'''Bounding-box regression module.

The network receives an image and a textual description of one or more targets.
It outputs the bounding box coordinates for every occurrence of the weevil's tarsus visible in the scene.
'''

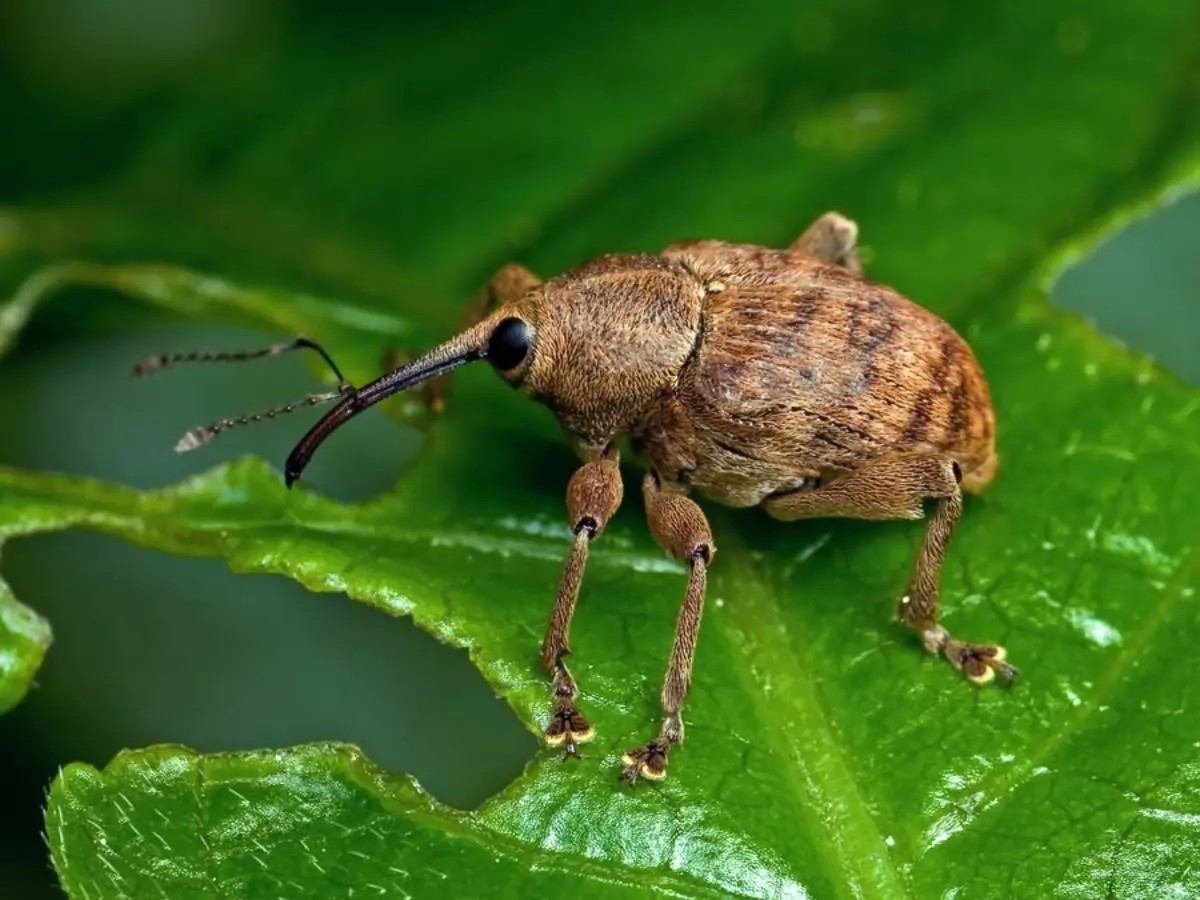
[924,625,1016,686]
[540,452,624,756]
[621,740,670,784]
[134,336,349,384]
[621,474,713,785]
[174,389,348,453]
[544,669,594,758]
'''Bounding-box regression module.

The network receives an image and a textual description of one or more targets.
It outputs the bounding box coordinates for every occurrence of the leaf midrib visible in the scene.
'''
[714,519,908,900]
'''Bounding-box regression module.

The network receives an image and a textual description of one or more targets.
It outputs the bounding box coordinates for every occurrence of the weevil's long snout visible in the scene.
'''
[284,319,495,487]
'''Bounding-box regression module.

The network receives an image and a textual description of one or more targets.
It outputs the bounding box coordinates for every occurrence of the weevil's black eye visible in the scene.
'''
[487,317,530,371]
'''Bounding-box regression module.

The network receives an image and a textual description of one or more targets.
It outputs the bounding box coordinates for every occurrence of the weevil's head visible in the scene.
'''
[284,254,704,484]
[505,254,704,450]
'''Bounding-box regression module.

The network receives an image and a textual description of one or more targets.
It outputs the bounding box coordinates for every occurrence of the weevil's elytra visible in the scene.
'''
[143,211,1013,786]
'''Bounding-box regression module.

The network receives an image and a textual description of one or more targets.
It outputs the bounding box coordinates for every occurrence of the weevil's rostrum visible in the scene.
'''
[143,211,1014,785]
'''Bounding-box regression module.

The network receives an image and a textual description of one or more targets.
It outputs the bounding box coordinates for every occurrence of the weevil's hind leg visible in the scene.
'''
[383,263,542,413]
[621,474,714,784]
[790,211,862,274]
[541,450,624,757]
[902,483,1016,686]
[765,453,1015,686]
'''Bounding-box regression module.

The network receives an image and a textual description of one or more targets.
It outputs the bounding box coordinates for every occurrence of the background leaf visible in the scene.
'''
[0,574,51,717]
[1,0,1199,897]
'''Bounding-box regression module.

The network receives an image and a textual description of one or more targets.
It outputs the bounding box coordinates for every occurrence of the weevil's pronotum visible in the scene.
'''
[136,212,1014,783]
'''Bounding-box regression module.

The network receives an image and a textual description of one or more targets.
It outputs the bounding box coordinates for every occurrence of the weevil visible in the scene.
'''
[136,211,1014,784]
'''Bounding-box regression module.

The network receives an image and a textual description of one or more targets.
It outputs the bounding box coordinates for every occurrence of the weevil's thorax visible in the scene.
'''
[519,254,705,455]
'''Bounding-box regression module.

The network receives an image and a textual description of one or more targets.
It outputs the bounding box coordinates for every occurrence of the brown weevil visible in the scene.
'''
[137,211,1014,784]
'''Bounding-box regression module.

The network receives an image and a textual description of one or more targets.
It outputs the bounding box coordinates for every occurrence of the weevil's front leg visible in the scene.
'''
[383,263,542,411]
[622,473,714,784]
[790,211,862,274]
[765,454,1015,686]
[541,449,624,756]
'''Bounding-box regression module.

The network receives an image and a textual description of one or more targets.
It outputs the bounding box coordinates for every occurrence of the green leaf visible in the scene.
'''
[0,570,51,716]
[3,1,1200,897]
[46,744,661,899]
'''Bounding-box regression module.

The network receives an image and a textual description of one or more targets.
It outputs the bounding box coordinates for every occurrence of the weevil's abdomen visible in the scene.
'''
[637,253,996,507]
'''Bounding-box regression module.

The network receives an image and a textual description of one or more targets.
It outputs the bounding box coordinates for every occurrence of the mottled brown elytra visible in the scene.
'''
[137,212,1014,785]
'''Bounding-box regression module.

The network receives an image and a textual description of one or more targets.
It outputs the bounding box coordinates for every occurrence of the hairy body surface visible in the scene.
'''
[151,212,1012,784]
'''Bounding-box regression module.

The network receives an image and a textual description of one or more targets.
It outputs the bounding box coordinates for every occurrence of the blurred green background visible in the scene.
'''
[0,1,1196,898]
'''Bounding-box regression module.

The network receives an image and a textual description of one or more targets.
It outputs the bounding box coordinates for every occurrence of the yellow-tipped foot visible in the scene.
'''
[620,741,669,784]
[947,640,1015,687]
[544,724,594,747]
[965,665,996,686]
[544,705,593,757]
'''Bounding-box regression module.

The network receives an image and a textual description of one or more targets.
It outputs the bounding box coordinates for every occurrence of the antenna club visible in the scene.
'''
[133,356,166,376]
[175,427,213,453]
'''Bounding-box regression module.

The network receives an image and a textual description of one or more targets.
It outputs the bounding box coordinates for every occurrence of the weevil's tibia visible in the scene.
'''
[622,473,714,785]
[133,336,349,384]
[543,529,593,756]
[541,451,623,757]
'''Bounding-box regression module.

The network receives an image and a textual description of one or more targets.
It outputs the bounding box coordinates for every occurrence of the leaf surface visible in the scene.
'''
[1,1,1198,897]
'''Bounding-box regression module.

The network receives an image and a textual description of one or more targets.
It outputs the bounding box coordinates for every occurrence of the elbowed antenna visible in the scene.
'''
[134,337,348,383]
[148,336,356,454]
[173,389,350,453]
[284,319,497,487]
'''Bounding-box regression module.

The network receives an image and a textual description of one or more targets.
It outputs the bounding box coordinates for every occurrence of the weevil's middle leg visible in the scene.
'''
[540,450,623,756]
[621,473,714,784]
[764,453,1015,686]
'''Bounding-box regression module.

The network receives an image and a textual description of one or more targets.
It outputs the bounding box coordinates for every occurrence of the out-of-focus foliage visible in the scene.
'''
[2,0,1199,896]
